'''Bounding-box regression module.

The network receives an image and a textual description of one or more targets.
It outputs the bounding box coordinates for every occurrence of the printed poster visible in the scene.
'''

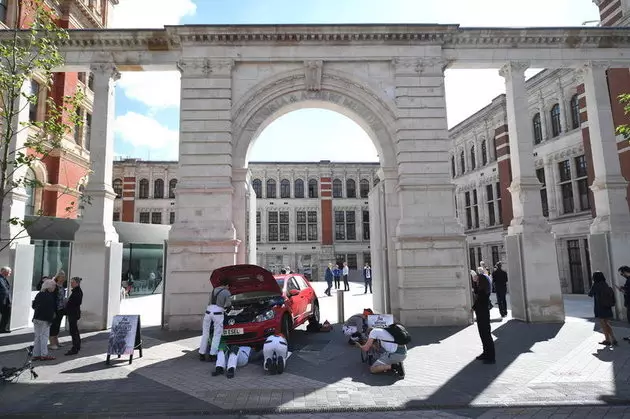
[367,314,394,329]
[107,315,140,356]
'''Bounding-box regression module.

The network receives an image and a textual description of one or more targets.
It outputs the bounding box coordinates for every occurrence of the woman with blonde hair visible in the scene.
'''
[32,279,57,361]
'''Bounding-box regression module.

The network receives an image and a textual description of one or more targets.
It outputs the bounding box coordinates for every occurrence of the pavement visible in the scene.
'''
[2,281,630,418]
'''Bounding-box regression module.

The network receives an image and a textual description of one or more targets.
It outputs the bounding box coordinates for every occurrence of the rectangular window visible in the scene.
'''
[363,252,371,266]
[296,211,307,241]
[472,189,479,229]
[84,113,92,151]
[139,212,150,224]
[346,210,356,240]
[268,212,278,242]
[465,191,472,230]
[113,212,120,222]
[279,211,289,241]
[169,211,175,225]
[496,182,502,224]
[29,80,41,122]
[296,210,318,241]
[477,247,482,267]
[491,245,500,267]
[575,155,591,211]
[74,107,83,144]
[362,210,370,240]
[151,212,162,224]
[335,211,345,240]
[347,254,358,270]
[558,160,573,214]
[486,184,495,226]
[307,211,317,241]
[536,168,549,217]
[469,247,476,270]
[256,211,261,242]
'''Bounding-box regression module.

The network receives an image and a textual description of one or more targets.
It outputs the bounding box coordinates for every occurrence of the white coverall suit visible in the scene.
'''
[216,346,252,371]
[263,334,288,374]
[199,287,231,357]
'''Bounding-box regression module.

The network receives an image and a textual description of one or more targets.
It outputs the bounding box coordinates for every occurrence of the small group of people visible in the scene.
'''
[588,265,630,346]
[323,261,372,296]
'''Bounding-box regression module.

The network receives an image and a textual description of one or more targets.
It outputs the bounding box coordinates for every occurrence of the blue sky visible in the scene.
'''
[111,0,600,162]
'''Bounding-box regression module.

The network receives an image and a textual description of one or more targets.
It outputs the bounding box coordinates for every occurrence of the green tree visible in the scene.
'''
[616,93,630,140]
[0,0,85,253]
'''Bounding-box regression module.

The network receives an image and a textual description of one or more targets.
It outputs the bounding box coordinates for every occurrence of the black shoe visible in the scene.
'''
[64,350,78,356]
[211,367,224,377]
[270,358,278,375]
[276,357,284,374]
[483,359,496,365]
[264,358,272,372]
[395,363,405,378]
[623,337,630,341]
[226,368,235,379]
[199,354,206,362]
[208,354,217,362]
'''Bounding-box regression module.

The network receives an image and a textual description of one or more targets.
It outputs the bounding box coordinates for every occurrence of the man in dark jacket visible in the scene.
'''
[472,270,495,364]
[324,263,333,296]
[64,277,83,356]
[0,266,12,333]
[616,266,630,341]
[493,263,508,318]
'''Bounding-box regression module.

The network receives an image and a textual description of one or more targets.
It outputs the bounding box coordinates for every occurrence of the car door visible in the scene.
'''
[294,275,314,319]
[285,276,304,323]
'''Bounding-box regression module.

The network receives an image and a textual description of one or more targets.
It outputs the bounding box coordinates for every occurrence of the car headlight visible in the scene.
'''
[254,310,275,323]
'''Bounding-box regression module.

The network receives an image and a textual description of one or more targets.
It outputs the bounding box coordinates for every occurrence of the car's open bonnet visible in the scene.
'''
[209,264,282,295]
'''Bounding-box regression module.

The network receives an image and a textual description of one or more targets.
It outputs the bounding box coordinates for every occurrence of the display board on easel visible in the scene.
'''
[367,314,394,329]
[106,315,143,365]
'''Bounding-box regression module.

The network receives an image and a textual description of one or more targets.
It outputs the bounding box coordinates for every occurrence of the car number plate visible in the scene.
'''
[223,328,244,336]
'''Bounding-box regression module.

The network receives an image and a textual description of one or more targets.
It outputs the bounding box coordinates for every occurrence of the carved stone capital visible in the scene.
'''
[576,61,611,78]
[177,58,234,77]
[498,61,530,81]
[89,63,120,81]
[304,60,323,91]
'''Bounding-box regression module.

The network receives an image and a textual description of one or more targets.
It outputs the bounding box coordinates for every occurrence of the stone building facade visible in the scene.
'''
[112,159,379,280]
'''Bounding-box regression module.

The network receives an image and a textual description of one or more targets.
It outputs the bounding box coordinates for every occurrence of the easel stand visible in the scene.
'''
[106,315,143,365]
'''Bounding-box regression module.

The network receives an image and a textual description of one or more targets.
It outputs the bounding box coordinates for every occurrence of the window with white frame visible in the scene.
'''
[346,179,356,198]
[359,179,370,198]
[558,159,574,214]
[252,179,262,198]
[451,155,456,178]
[296,210,317,241]
[464,191,472,230]
[308,179,318,198]
[470,145,476,170]
[362,210,370,240]
[496,182,502,224]
[151,212,162,224]
[267,211,289,242]
[575,155,591,211]
[169,211,175,225]
[481,140,488,166]
[570,94,580,129]
[334,210,356,241]
[113,179,123,198]
[551,104,562,137]
[460,151,465,174]
[294,179,304,198]
[536,168,549,217]
[138,179,149,199]
[266,179,277,199]
[280,179,290,198]
[332,179,342,198]
[139,212,150,224]
[533,113,543,144]
[486,184,496,226]
[256,211,261,242]
[472,189,479,229]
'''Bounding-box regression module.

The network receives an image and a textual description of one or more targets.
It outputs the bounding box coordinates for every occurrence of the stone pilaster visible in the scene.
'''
[580,61,630,312]
[537,91,548,142]
[500,61,564,323]
[392,56,470,326]
[232,168,249,264]
[165,58,239,331]
[543,156,558,219]
[70,63,122,331]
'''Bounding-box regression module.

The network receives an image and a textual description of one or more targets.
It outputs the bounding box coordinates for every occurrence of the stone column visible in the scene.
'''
[69,63,122,331]
[393,56,470,326]
[543,156,558,219]
[478,182,487,229]
[232,168,248,264]
[500,61,564,323]
[538,91,548,142]
[165,59,239,331]
[581,62,630,310]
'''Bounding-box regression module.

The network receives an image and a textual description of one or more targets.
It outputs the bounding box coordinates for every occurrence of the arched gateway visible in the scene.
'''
[19,25,630,331]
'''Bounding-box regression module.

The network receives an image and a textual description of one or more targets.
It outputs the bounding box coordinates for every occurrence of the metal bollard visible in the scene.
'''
[337,290,345,324]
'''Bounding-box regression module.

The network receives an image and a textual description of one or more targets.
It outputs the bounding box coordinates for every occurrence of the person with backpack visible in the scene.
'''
[588,271,618,346]
[357,322,409,377]
[199,277,232,362]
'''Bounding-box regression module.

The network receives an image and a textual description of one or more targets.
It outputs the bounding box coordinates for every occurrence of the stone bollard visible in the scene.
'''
[337,290,345,324]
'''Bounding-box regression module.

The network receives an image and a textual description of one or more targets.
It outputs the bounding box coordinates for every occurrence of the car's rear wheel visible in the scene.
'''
[310,300,320,323]
[281,314,291,342]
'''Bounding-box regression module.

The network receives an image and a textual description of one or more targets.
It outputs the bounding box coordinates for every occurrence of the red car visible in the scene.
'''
[210,264,320,345]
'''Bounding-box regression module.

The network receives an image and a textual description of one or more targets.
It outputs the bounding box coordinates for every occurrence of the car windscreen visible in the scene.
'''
[276,279,285,288]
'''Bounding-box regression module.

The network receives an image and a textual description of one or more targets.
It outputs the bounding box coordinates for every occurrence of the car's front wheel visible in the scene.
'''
[310,300,320,323]
[281,314,291,342]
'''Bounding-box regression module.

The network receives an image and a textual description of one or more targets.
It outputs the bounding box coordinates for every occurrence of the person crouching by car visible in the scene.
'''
[32,279,58,361]
[357,325,407,377]
[343,308,373,345]
[212,337,254,379]
[199,276,232,362]
[263,333,288,375]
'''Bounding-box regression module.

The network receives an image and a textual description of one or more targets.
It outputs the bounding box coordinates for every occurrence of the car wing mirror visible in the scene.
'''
[288,289,299,297]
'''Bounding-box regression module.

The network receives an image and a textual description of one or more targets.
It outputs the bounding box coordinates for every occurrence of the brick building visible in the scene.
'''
[1,0,117,218]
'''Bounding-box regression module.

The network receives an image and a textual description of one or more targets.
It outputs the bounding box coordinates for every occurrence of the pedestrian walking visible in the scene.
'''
[49,271,67,350]
[0,266,12,333]
[363,263,372,294]
[333,264,341,290]
[32,279,57,361]
[199,276,232,362]
[342,262,350,291]
[617,266,630,341]
[472,270,495,364]
[324,263,333,296]
[493,263,508,318]
[64,277,83,356]
[589,271,618,346]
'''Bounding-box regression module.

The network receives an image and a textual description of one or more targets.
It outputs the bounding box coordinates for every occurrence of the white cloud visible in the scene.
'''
[110,0,197,29]
[118,72,181,109]
[114,111,178,151]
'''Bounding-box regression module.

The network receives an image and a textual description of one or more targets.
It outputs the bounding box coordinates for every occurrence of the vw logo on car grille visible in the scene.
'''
[228,319,236,326]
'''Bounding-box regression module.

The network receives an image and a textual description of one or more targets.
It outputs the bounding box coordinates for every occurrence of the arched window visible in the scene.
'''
[266,179,276,198]
[168,179,177,199]
[451,155,456,177]
[113,178,123,198]
[570,94,580,129]
[550,104,561,137]
[294,179,304,198]
[138,178,149,199]
[24,169,36,216]
[346,179,356,198]
[481,140,488,166]
[332,179,342,198]
[280,179,290,198]
[154,178,164,199]
[460,150,465,174]
[308,179,318,198]
[532,113,543,145]
[470,145,476,170]
[252,179,262,198]
[359,179,370,198]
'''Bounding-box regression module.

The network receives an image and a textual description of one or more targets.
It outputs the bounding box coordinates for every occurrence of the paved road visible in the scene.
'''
[2,281,630,417]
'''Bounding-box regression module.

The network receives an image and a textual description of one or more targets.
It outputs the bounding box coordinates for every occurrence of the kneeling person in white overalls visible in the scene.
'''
[358,326,407,377]
[199,277,232,362]
[213,338,253,379]
[263,333,288,375]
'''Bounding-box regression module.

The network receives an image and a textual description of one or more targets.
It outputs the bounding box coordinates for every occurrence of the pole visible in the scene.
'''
[336,290,345,324]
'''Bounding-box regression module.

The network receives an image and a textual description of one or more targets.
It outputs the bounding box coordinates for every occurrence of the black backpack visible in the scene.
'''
[383,323,411,345]
[600,285,616,308]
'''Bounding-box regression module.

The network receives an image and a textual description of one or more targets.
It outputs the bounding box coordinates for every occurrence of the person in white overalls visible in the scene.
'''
[263,333,288,375]
[199,277,231,362]
[212,339,253,379]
